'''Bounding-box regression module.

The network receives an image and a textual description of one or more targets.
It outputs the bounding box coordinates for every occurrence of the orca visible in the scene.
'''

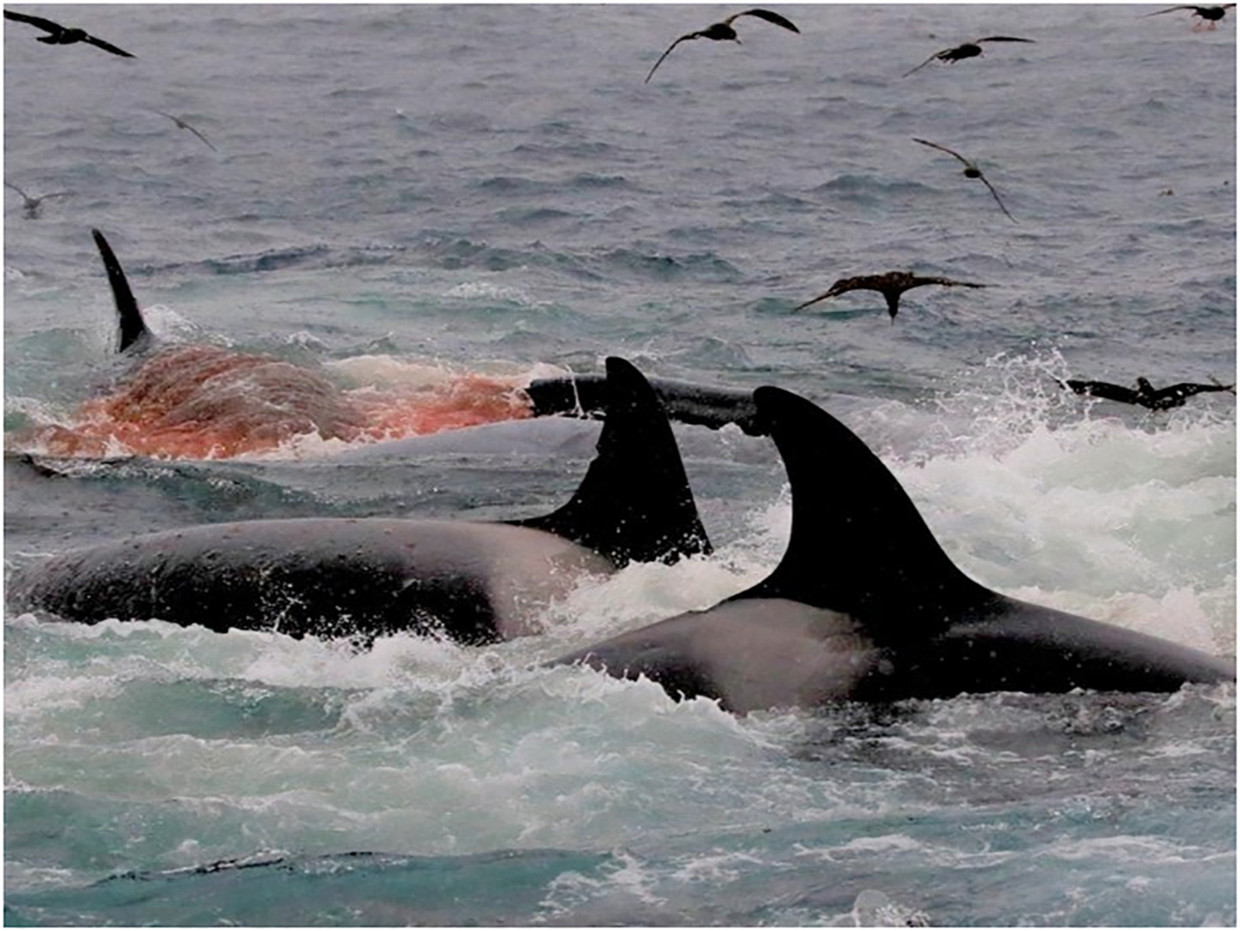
[11,357,712,645]
[553,386,1235,713]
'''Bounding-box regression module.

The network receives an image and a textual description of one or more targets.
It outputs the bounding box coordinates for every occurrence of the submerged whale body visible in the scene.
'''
[554,387,1234,712]
[15,230,534,459]
[13,358,711,645]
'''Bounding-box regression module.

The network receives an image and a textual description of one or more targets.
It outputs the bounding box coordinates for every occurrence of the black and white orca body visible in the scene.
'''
[13,358,712,645]
[554,387,1234,712]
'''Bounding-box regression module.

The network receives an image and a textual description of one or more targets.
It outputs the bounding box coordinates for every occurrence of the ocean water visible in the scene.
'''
[3,4,1236,926]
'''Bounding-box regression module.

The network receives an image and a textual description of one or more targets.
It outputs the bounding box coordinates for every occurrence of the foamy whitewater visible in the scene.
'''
[4,4,1235,926]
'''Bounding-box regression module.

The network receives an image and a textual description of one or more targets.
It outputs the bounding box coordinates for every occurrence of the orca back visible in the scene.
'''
[92,228,151,354]
[512,357,712,567]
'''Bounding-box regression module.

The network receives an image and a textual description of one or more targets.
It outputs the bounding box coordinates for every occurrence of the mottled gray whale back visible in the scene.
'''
[13,358,712,645]
[554,386,1235,712]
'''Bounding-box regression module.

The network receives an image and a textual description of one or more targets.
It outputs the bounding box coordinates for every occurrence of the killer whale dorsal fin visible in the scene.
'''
[91,228,151,354]
[511,357,712,566]
[731,386,992,632]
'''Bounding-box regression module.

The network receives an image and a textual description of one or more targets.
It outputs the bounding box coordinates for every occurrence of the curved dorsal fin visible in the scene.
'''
[91,228,151,354]
[730,386,991,634]
[511,357,711,566]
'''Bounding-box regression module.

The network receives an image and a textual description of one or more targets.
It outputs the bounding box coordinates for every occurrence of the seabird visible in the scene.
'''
[913,137,1016,222]
[902,36,1034,78]
[1145,4,1235,27]
[4,10,135,58]
[1060,376,1236,411]
[792,271,988,321]
[148,109,217,152]
[5,181,71,219]
[644,8,800,84]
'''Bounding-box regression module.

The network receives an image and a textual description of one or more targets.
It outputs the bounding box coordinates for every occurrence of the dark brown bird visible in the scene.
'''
[792,271,988,321]
[5,181,71,219]
[913,138,1015,222]
[644,9,800,83]
[1144,4,1235,28]
[4,10,135,57]
[149,109,217,152]
[1060,376,1235,411]
[902,36,1034,77]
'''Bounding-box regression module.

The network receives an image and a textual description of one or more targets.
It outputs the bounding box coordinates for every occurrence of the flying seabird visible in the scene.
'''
[4,10,135,58]
[148,109,217,152]
[644,8,800,84]
[5,181,71,219]
[902,36,1034,77]
[792,271,988,321]
[1060,376,1235,411]
[913,137,1016,222]
[1144,4,1235,27]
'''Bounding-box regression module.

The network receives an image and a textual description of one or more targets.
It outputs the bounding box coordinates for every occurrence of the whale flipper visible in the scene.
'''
[512,357,712,566]
[91,228,150,354]
[525,371,764,435]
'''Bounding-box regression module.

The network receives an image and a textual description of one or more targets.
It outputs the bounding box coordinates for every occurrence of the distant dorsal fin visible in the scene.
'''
[510,357,712,566]
[91,228,151,354]
[730,386,992,635]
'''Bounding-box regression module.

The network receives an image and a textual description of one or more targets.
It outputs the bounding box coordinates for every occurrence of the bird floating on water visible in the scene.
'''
[1144,4,1235,28]
[644,8,800,84]
[792,271,988,322]
[1060,376,1235,410]
[5,181,71,219]
[148,109,217,152]
[902,36,1034,77]
[913,138,1016,222]
[4,10,135,58]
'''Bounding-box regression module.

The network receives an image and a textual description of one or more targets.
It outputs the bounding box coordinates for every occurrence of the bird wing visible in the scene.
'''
[644,33,698,83]
[185,123,217,151]
[976,174,1016,222]
[902,47,952,78]
[791,290,832,312]
[1143,6,1195,15]
[912,276,987,289]
[1064,380,1139,404]
[82,33,135,57]
[974,35,1036,43]
[4,10,64,34]
[726,9,801,32]
[1159,382,1231,402]
[912,137,973,168]
[4,181,30,200]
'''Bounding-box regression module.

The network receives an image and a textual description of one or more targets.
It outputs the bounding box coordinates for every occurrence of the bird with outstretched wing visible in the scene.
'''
[903,35,1033,78]
[4,9,135,57]
[645,9,800,83]
[913,138,1016,222]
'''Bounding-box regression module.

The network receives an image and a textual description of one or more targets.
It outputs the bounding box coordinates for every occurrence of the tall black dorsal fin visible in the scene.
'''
[91,228,150,354]
[511,357,712,566]
[730,386,992,635]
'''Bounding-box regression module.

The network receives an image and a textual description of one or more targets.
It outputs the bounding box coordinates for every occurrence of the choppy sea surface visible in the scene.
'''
[3,4,1236,926]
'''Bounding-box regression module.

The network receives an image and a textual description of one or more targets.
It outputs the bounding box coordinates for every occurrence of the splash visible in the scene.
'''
[10,345,535,460]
